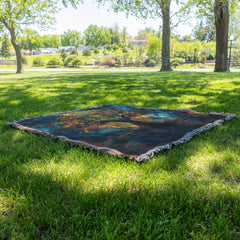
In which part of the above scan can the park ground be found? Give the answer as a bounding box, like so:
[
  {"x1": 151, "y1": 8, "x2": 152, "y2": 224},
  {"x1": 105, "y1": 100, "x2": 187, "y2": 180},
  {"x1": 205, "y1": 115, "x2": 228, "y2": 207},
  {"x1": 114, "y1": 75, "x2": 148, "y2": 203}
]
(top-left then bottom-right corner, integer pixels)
[{"x1": 0, "y1": 71, "x2": 240, "y2": 239}]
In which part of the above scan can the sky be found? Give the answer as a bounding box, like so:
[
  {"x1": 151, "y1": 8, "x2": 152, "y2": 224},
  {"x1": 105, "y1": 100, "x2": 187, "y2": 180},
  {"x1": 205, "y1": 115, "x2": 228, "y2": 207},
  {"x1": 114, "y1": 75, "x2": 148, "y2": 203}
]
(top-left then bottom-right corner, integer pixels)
[{"x1": 40, "y1": 1, "x2": 195, "y2": 37}]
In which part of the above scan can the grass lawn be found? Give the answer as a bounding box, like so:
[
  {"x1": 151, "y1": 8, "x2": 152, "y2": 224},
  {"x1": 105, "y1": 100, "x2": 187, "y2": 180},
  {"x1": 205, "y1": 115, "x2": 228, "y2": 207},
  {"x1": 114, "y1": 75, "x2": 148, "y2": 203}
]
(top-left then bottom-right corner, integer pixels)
[{"x1": 0, "y1": 71, "x2": 239, "y2": 239}]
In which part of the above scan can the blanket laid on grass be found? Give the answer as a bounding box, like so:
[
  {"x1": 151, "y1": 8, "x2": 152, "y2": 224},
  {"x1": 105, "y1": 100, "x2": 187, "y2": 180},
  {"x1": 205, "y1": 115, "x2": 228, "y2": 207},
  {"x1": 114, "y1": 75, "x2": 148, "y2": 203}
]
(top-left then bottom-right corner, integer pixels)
[{"x1": 5, "y1": 104, "x2": 235, "y2": 162}]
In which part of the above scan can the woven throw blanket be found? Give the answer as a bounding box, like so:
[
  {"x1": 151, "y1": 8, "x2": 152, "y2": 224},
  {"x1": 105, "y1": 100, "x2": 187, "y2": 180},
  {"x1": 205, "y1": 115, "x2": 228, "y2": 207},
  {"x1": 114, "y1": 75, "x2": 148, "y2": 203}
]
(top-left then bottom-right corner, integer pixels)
[{"x1": 5, "y1": 104, "x2": 235, "y2": 162}]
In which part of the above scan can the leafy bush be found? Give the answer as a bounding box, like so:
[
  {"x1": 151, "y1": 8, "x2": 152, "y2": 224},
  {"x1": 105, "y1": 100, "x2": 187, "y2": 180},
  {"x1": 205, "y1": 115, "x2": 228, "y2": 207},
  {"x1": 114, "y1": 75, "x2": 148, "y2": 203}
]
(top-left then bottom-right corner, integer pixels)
[
  {"x1": 64, "y1": 56, "x2": 75, "y2": 66},
  {"x1": 106, "y1": 45, "x2": 112, "y2": 51},
  {"x1": 71, "y1": 57, "x2": 83, "y2": 67},
  {"x1": 103, "y1": 49, "x2": 108, "y2": 55},
  {"x1": 170, "y1": 58, "x2": 185, "y2": 65},
  {"x1": 94, "y1": 58, "x2": 101, "y2": 66},
  {"x1": 102, "y1": 57, "x2": 116, "y2": 67},
  {"x1": 33, "y1": 56, "x2": 45, "y2": 67},
  {"x1": 82, "y1": 49, "x2": 91, "y2": 57},
  {"x1": 144, "y1": 58, "x2": 156, "y2": 67},
  {"x1": 93, "y1": 48, "x2": 99, "y2": 54},
  {"x1": 122, "y1": 47, "x2": 128, "y2": 53},
  {"x1": 133, "y1": 58, "x2": 143, "y2": 67},
  {"x1": 47, "y1": 57, "x2": 63, "y2": 68},
  {"x1": 112, "y1": 44, "x2": 119, "y2": 51},
  {"x1": 112, "y1": 55, "x2": 123, "y2": 67},
  {"x1": 171, "y1": 62, "x2": 180, "y2": 68},
  {"x1": 70, "y1": 48, "x2": 78, "y2": 55},
  {"x1": 60, "y1": 49, "x2": 68, "y2": 60}
]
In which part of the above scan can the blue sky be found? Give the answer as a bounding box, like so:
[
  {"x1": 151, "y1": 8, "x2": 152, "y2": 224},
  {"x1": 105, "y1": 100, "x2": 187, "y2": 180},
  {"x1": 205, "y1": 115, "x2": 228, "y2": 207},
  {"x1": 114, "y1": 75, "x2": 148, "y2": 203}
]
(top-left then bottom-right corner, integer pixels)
[{"x1": 41, "y1": 1, "x2": 194, "y2": 37}]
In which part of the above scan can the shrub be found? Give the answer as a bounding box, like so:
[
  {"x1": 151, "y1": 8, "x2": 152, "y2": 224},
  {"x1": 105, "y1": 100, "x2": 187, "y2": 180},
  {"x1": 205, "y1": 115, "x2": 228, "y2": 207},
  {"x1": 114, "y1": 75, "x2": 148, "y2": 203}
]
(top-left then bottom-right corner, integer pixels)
[
  {"x1": 133, "y1": 58, "x2": 143, "y2": 67},
  {"x1": 33, "y1": 56, "x2": 45, "y2": 67},
  {"x1": 94, "y1": 58, "x2": 101, "y2": 66},
  {"x1": 144, "y1": 58, "x2": 156, "y2": 67},
  {"x1": 170, "y1": 58, "x2": 185, "y2": 65},
  {"x1": 60, "y1": 49, "x2": 68, "y2": 60},
  {"x1": 112, "y1": 44, "x2": 119, "y2": 51},
  {"x1": 94, "y1": 48, "x2": 99, "y2": 54},
  {"x1": 102, "y1": 57, "x2": 116, "y2": 67},
  {"x1": 103, "y1": 49, "x2": 108, "y2": 55},
  {"x1": 171, "y1": 62, "x2": 180, "y2": 68},
  {"x1": 82, "y1": 49, "x2": 91, "y2": 57},
  {"x1": 70, "y1": 48, "x2": 78, "y2": 55},
  {"x1": 47, "y1": 57, "x2": 63, "y2": 68},
  {"x1": 71, "y1": 57, "x2": 83, "y2": 67},
  {"x1": 122, "y1": 47, "x2": 128, "y2": 53},
  {"x1": 112, "y1": 55, "x2": 123, "y2": 67},
  {"x1": 106, "y1": 45, "x2": 112, "y2": 51},
  {"x1": 64, "y1": 56, "x2": 75, "y2": 66}
]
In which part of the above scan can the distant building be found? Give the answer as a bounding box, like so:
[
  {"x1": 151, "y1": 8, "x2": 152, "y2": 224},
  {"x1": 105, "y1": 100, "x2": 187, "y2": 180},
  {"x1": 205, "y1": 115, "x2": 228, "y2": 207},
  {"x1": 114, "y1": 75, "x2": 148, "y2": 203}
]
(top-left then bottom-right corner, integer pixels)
[
  {"x1": 58, "y1": 46, "x2": 75, "y2": 53},
  {"x1": 132, "y1": 40, "x2": 147, "y2": 47},
  {"x1": 39, "y1": 48, "x2": 58, "y2": 54}
]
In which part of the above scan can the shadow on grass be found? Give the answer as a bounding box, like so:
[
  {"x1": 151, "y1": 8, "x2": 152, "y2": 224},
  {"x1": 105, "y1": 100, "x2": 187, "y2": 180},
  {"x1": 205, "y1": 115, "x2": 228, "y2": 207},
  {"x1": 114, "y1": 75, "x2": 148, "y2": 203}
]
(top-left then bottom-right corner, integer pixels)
[{"x1": 0, "y1": 71, "x2": 240, "y2": 239}]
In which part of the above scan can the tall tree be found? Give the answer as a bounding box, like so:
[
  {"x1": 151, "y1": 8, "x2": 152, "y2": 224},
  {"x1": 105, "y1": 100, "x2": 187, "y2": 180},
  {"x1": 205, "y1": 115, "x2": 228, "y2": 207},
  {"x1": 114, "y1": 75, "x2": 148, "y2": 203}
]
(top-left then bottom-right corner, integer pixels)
[
  {"x1": 96, "y1": 0, "x2": 178, "y2": 71},
  {"x1": 188, "y1": 0, "x2": 239, "y2": 72},
  {"x1": 61, "y1": 30, "x2": 83, "y2": 49},
  {"x1": 0, "y1": 0, "x2": 82, "y2": 73},
  {"x1": 1, "y1": 36, "x2": 11, "y2": 59},
  {"x1": 84, "y1": 25, "x2": 111, "y2": 47}
]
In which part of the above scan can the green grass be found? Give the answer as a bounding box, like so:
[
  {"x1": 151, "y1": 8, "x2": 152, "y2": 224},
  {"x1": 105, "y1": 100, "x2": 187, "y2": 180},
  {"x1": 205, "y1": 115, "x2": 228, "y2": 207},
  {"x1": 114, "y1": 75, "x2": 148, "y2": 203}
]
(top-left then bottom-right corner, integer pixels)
[{"x1": 0, "y1": 71, "x2": 239, "y2": 239}]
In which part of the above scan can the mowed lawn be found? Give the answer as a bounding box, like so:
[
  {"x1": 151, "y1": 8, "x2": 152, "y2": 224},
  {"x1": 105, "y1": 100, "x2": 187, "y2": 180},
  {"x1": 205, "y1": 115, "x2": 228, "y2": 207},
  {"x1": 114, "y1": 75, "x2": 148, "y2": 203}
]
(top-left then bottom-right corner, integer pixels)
[{"x1": 0, "y1": 71, "x2": 239, "y2": 239}]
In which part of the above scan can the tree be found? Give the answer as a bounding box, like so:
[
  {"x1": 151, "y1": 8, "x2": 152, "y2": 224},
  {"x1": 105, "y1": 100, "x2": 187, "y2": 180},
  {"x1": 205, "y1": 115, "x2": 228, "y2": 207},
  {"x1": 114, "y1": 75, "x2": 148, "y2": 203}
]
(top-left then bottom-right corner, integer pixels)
[
  {"x1": 188, "y1": 0, "x2": 239, "y2": 72},
  {"x1": 96, "y1": 0, "x2": 177, "y2": 71},
  {"x1": 61, "y1": 30, "x2": 83, "y2": 49},
  {"x1": 84, "y1": 25, "x2": 111, "y2": 47},
  {"x1": 1, "y1": 36, "x2": 11, "y2": 59},
  {"x1": 20, "y1": 29, "x2": 42, "y2": 51},
  {"x1": 146, "y1": 36, "x2": 162, "y2": 63},
  {"x1": 0, "y1": 0, "x2": 82, "y2": 73},
  {"x1": 193, "y1": 21, "x2": 215, "y2": 42},
  {"x1": 109, "y1": 24, "x2": 121, "y2": 45}
]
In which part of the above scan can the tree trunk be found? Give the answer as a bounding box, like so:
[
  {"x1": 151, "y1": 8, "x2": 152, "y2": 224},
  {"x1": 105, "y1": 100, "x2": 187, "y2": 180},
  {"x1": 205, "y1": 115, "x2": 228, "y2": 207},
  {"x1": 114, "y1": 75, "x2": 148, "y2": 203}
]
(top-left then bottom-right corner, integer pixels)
[
  {"x1": 160, "y1": 0, "x2": 172, "y2": 71},
  {"x1": 214, "y1": 0, "x2": 229, "y2": 72},
  {"x1": 9, "y1": 27, "x2": 24, "y2": 73}
]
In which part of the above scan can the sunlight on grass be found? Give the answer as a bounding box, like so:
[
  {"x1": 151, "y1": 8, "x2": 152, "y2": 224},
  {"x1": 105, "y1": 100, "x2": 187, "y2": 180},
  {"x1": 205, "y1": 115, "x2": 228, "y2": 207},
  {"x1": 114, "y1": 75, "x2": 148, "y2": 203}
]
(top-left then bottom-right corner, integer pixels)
[{"x1": 0, "y1": 71, "x2": 239, "y2": 239}]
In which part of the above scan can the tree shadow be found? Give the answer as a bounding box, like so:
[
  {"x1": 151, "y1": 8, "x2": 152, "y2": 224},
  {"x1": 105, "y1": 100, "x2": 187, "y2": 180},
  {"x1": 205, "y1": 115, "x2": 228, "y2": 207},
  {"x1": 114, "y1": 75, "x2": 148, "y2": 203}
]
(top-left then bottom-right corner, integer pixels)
[{"x1": 0, "y1": 71, "x2": 240, "y2": 239}]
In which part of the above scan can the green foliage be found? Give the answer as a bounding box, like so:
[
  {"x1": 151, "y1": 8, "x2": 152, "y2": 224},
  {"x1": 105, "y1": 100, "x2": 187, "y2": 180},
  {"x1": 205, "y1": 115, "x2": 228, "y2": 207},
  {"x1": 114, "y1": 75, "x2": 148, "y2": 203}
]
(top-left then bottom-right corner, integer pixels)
[
  {"x1": 106, "y1": 44, "x2": 112, "y2": 51},
  {"x1": 70, "y1": 48, "x2": 78, "y2": 55},
  {"x1": 144, "y1": 58, "x2": 156, "y2": 67},
  {"x1": 61, "y1": 30, "x2": 83, "y2": 49},
  {"x1": 40, "y1": 34, "x2": 61, "y2": 48},
  {"x1": 71, "y1": 57, "x2": 83, "y2": 67},
  {"x1": 22, "y1": 56, "x2": 28, "y2": 65},
  {"x1": 47, "y1": 57, "x2": 63, "y2": 68},
  {"x1": 0, "y1": 37, "x2": 11, "y2": 59},
  {"x1": 19, "y1": 29, "x2": 42, "y2": 51},
  {"x1": 33, "y1": 56, "x2": 45, "y2": 67},
  {"x1": 171, "y1": 62, "x2": 180, "y2": 68},
  {"x1": 93, "y1": 48, "x2": 100, "y2": 54},
  {"x1": 64, "y1": 55, "x2": 83, "y2": 67},
  {"x1": 133, "y1": 58, "x2": 144, "y2": 67},
  {"x1": 112, "y1": 55, "x2": 123, "y2": 67},
  {"x1": 122, "y1": 47, "x2": 128, "y2": 53},
  {"x1": 146, "y1": 36, "x2": 161, "y2": 63},
  {"x1": 82, "y1": 49, "x2": 91, "y2": 57},
  {"x1": 102, "y1": 57, "x2": 116, "y2": 67},
  {"x1": 60, "y1": 49, "x2": 68, "y2": 60},
  {"x1": 112, "y1": 44, "x2": 119, "y2": 51},
  {"x1": 84, "y1": 25, "x2": 111, "y2": 47},
  {"x1": 170, "y1": 58, "x2": 186, "y2": 65},
  {"x1": 64, "y1": 55, "x2": 76, "y2": 66}
]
